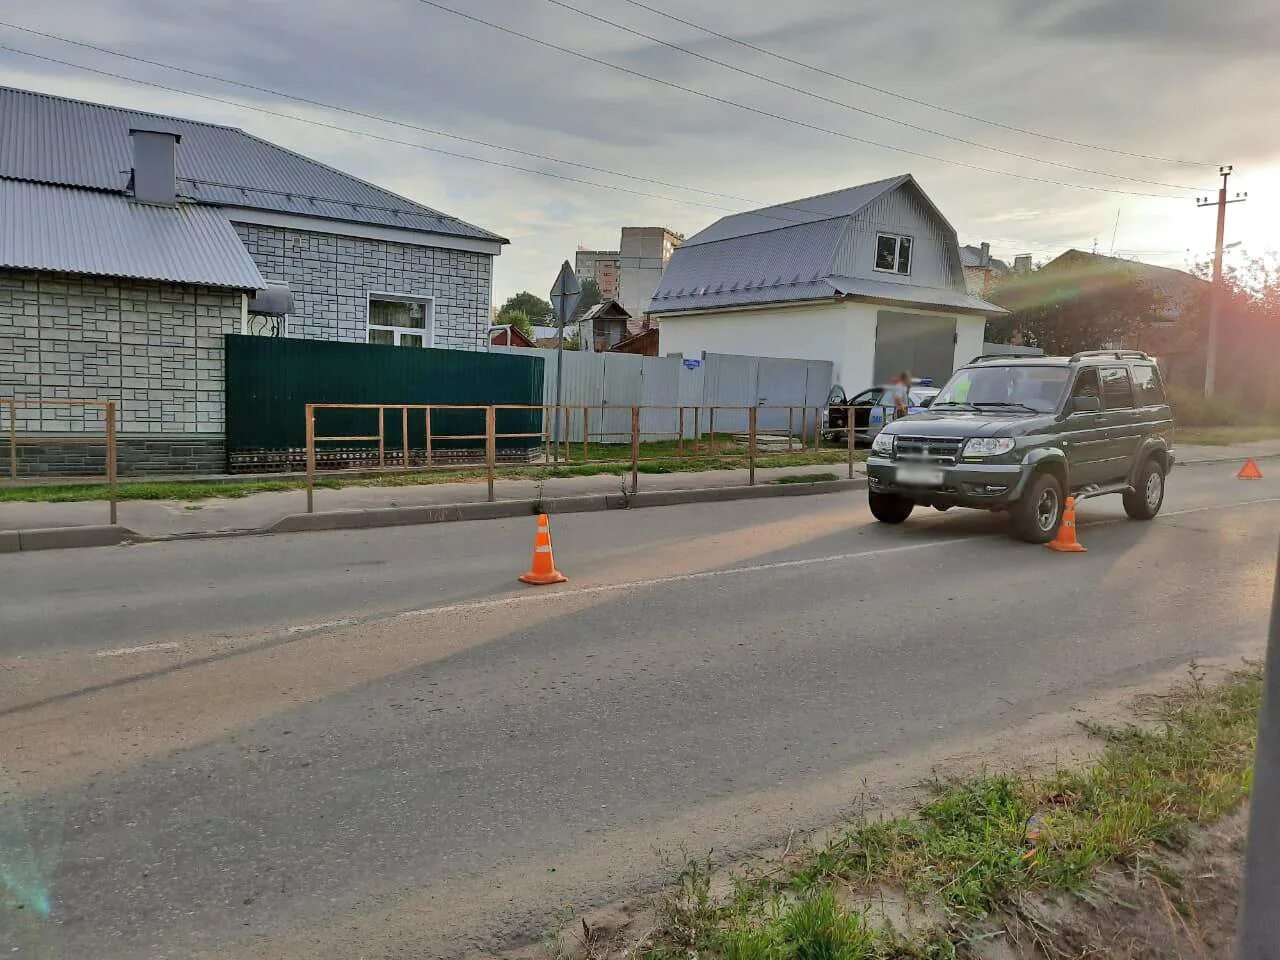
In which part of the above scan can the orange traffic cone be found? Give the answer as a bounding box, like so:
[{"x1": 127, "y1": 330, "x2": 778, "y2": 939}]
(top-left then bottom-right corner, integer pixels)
[
  {"x1": 1046, "y1": 496, "x2": 1087, "y2": 553},
  {"x1": 519, "y1": 514, "x2": 568, "y2": 585},
  {"x1": 1237, "y1": 458, "x2": 1264, "y2": 480}
]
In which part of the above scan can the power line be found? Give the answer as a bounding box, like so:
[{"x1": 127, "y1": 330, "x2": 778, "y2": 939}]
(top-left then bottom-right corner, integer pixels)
[
  {"x1": 408, "y1": 0, "x2": 1188, "y2": 200},
  {"x1": 540, "y1": 0, "x2": 1207, "y2": 193},
  {"x1": 614, "y1": 0, "x2": 1219, "y2": 169},
  {"x1": 0, "y1": 42, "x2": 770, "y2": 218},
  {"x1": 0, "y1": 33, "x2": 1209, "y2": 254},
  {"x1": 0, "y1": 20, "x2": 755, "y2": 205}
]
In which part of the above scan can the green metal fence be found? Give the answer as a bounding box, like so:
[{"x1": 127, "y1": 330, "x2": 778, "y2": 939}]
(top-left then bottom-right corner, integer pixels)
[{"x1": 224, "y1": 336, "x2": 544, "y2": 470}]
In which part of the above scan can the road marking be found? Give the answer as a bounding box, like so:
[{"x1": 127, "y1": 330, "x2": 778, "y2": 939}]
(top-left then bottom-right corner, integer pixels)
[
  {"x1": 96, "y1": 641, "x2": 181, "y2": 658},
  {"x1": 274, "y1": 496, "x2": 1280, "y2": 640}
]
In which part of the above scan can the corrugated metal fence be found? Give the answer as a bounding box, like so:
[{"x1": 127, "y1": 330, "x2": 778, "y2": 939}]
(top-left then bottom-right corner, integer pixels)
[
  {"x1": 226, "y1": 335, "x2": 544, "y2": 466},
  {"x1": 491, "y1": 348, "x2": 832, "y2": 442}
]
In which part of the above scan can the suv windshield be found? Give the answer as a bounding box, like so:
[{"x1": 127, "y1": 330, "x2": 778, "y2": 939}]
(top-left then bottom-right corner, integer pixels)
[{"x1": 933, "y1": 365, "x2": 1069, "y2": 413}]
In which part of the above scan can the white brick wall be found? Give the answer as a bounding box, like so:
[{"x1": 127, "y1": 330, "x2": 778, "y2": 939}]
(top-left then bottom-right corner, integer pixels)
[
  {"x1": 0, "y1": 270, "x2": 242, "y2": 433},
  {"x1": 233, "y1": 223, "x2": 492, "y2": 350}
]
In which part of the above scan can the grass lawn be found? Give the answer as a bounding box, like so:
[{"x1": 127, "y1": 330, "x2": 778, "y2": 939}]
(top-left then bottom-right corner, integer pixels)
[
  {"x1": 1179, "y1": 424, "x2": 1280, "y2": 446},
  {"x1": 0, "y1": 442, "x2": 862, "y2": 504},
  {"x1": 621, "y1": 664, "x2": 1261, "y2": 959}
]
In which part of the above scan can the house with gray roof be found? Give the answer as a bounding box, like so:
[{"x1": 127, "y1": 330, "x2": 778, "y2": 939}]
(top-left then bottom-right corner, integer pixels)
[
  {"x1": 650, "y1": 175, "x2": 1004, "y2": 392},
  {"x1": 0, "y1": 85, "x2": 505, "y2": 473}
]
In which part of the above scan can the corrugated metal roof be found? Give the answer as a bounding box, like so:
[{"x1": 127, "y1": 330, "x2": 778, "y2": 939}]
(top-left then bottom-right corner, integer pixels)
[
  {"x1": 650, "y1": 218, "x2": 846, "y2": 312},
  {"x1": 0, "y1": 86, "x2": 505, "y2": 242},
  {"x1": 682, "y1": 176, "x2": 908, "y2": 247},
  {"x1": 826, "y1": 276, "x2": 1006, "y2": 314},
  {"x1": 0, "y1": 179, "x2": 266, "y2": 289}
]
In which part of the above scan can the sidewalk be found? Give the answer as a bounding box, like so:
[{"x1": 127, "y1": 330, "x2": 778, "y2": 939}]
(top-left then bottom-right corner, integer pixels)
[
  {"x1": 1176, "y1": 437, "x2": 1280, "y2": 464},
  {"x1": 0, "y1": 461, "x2": 856, "y2": 538},
  {"x1": 2, "y1": 438, "x2": 1275, "y2": 546}
]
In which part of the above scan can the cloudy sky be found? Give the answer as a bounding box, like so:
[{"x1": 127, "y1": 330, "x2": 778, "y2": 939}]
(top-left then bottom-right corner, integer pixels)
[{"x1": 2, "y1": 0, "x2": 1276, "y2": 304}]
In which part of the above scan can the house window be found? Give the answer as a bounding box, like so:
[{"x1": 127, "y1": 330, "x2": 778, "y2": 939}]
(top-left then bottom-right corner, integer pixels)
[
  {"x1": 875, "y1": 233, "x2": 913, "y2": 275},
  {"x1": 367, "y1": 294, "x2": 434, "y2": 347}
]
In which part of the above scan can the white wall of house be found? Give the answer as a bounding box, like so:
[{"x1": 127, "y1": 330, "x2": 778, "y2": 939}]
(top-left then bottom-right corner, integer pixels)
[{"x1": 658, "y1": 299, "x2": 986, "y2": 390}]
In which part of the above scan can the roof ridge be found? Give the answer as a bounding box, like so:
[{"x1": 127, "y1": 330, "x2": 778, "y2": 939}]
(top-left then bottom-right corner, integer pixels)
[{"x1": 0, "y1": 83, "x2": 244, "y2": 134}]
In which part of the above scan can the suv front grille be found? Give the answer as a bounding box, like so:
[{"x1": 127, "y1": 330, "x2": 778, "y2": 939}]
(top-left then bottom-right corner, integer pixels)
[{"x1": 894, "y1": 436, "x2": 964, "y2": 464}]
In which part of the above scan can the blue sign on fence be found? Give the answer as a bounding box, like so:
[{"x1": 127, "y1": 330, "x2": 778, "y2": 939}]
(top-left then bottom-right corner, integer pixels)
[{"x1": 682, "y1": 358, "x2": 702, "y2": 370}]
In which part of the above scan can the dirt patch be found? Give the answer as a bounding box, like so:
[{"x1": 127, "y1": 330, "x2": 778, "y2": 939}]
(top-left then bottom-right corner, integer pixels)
[{"x1": 988, "y1": 809, "x2": 1245, "y2": 959}]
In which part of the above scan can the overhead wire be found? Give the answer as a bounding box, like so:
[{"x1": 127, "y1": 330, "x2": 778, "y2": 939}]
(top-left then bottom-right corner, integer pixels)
[{"x1": 613, "y1": 0, "x2": 1220, "y2": 169}]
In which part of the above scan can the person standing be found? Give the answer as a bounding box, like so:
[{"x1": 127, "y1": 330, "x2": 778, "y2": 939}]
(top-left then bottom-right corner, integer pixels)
[{"x1": 891, "y1": 371, "x2": 912, "y2": 419}]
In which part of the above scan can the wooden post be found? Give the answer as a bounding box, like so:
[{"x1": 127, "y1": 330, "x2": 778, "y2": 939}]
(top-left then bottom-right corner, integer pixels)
[
  {"x1": 401, "y1": 406, "x2": 409, "y2": 471},
  {"x1": 813, "y1": 407, "x2": 821, "y2": 451},
  {"x1": 425, "y1": 407, "x2": 433, "y2": 467},
  {"x1": 787, "y1": 407, "x2": 794, "y2": 452},
  {"x1": 693, "y1": 407, "x2": 701, "y2": 454},
  {"x1": 305, "y1": 403, "x2": 316, "y2": 514},
  {"x1": 105, "y1": 401, "x2": 117, "y2": 526},
  {"x1": 485, "y1": 405, "x2": 496, "y2": 502},
  {"x1": 377, "y1": 406, "x2": 386, "y2": 469},
  {"x1": 708, "y1": 407, "x2": 716, "y2": 454},
  {"x1": 560, "y1": 405, "x2": 569, "y2": 464},
  {"x1": 630, "y1": 405, "x2": 640, "y2": 494},
  {"x1": 748, "y1": 405, "x2": 757, "y2": 486},
  {"x1": 582, "y1": 406, "x2": 590, "y2": 463},
  {"x1": 847, "y1": 406, "x2": 855, "y2": 479},
  {"x1": 677, "y1": 406, "x2": 685, "y2": 455},
  {"x1": 7, "y1": 400, "x2": 15, "y2": 481}
]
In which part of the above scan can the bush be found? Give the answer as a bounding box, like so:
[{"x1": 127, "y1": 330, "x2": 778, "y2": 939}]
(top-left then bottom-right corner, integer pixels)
[{"x1": 1165, "y1": 383, "x2": 1265, "y2": 426}]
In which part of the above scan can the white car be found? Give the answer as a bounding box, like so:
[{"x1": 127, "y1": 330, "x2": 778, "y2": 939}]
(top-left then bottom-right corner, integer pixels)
[{"x1": 822, "y1": 382, "x2": 940, "y2": 443}]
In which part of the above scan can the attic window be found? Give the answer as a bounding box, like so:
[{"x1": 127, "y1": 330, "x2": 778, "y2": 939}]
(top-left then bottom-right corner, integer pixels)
[{"x1": 875, "y1": 233, "x2": 913, "y2": 275}]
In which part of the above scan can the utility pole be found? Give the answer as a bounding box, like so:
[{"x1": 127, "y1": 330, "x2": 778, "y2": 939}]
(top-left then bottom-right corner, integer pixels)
[{"x1": 1197, "y1": 166, "x2": 1247, "y2": 396}]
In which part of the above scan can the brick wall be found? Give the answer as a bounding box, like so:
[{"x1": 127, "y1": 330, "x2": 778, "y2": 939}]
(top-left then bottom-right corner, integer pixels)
[
  {"x1": 233, "y1": 223, "x2": 492, "y2": 349},
  {"x1": 0, "y1": 270, "x2": 242, "y2": 433},
  {"x1": 0, "y1": 270, "x2": 242, "y2": 474}
]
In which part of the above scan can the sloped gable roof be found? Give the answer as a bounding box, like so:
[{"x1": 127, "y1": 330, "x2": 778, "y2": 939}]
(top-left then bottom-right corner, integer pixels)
[
  {"x1": 0, "y1": 86, "x2": 505, "y2": 242},
  {"x1": 650, "y1": 175, "x2": 994, "y2": 316}
]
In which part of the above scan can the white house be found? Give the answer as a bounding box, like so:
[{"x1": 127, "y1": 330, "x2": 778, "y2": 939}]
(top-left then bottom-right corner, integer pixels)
[{"x1": 649, "y1": 175, "x2": 1005, "y2": 391}]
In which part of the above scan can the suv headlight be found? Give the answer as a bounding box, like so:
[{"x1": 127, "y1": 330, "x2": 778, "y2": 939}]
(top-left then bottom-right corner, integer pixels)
[
  {"x1": 963, "y1": 437, "x2": 1016, "y2": 457},
  {"x1": 871, "y1": 431, "x2": 895, "y2": 455}
]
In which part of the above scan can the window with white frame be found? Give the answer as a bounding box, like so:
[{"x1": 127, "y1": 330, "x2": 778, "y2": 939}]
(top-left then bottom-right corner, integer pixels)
[
  {"x1": 367, "y1": 294, "x2": 434, "y2": 347},
  {"x1": 874, "y1": 233, "x2": 913, "y2": 275}
]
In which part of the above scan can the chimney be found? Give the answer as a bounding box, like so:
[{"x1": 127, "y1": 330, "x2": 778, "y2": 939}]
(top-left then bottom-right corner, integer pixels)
[
  {"x1": 1014, "y1": 254, "x2": 1033, "y2": 275},
  {"x1": 979, "y1": 241, "x2": 991, "y2": 267},
  {"x1": 129, "y1": 128, "x2": 181, "y2": 206}
]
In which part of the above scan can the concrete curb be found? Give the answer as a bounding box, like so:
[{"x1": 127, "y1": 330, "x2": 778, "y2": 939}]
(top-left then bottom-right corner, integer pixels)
[
  {"x1": 0, "y1": 525, "x2": 136, "y2": 553},
  {"x1": 267, "y1": 477, "x2": 865, "y2": 535},
  {"x1": 0, "y1": 478, "x2": 866, "y2": 552}
]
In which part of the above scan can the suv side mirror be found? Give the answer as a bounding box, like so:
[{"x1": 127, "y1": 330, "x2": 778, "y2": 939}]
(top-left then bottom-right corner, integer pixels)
[
  {"x1": 920, "y1": 397, "x2": 934, "y2": 408},
  {"x1": 1072, "y1": 395, "x2": 1101, "y2": 413}
]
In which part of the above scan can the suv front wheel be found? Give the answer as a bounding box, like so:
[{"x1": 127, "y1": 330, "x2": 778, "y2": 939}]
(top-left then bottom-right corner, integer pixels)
[
  {"x1": 1012, "y1": 472, "x2": 1064, "y2": 544},
  {"x1": 868, "y1": 490, "x2": 914, "y2": 524},
  {"x1": 1123, "y1": 458, "x2": 1165, "y2": 520}
]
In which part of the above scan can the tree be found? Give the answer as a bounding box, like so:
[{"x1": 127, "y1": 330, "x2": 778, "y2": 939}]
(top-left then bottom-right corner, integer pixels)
[
  {"x1": 494, "y1": 307, "x2": 534, "y2": 341},
  {"x1": 988, "y1": 253, "x2": 1161, "y2": 355},
  {"x1": 571, "y1": 278, "x2": 602, "y2": 322},
  {"x1": 499, "y1": 292, "x2": 553, "y2": 325}
]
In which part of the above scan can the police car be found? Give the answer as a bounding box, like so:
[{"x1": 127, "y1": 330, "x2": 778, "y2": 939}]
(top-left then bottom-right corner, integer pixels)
[{"x1": 821, "y1": 380, "x2": 939, "y2": 444}]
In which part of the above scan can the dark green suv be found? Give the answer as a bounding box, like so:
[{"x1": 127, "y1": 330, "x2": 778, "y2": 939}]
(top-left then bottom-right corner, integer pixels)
[{"x1": 865, "y1": 351, "x2": 1175, "y2": 542}]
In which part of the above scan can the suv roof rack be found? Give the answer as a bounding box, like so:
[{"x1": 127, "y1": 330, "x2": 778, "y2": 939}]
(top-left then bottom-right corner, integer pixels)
[
  {"x1": 968, "y1": 353, "x2": 1037, "y2": 363},
  {"x1": 1068, "y1": 349, "x2": 1152, "y2": 363}
]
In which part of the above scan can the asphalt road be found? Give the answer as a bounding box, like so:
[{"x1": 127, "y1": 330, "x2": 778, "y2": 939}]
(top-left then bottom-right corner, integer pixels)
[{"x1": 1, "y1": 462, "x2": 1277, "y2": 958}]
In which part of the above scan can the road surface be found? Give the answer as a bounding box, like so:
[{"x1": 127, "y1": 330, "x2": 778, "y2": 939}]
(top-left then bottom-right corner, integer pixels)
[{"x1": 1, "y1": 462, "x2": 1276, "y2": 958}]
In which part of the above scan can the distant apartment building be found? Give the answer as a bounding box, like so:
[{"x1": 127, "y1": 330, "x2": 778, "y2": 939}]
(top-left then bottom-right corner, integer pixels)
[
  {"x1": 618, "y1": 226, "x2": 683, "y2": 320},
  {"x1": 574, "y1": 248, "x2": 620, "y2": 299}
]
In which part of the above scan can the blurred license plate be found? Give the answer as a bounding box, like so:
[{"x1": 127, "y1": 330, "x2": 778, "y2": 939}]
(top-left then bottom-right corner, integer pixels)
[{"x1": 896, "y1": 465, "x2": 944, "y2": 486}]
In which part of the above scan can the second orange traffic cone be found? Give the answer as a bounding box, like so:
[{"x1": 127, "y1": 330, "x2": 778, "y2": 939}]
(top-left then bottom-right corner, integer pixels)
[
  {"x1": 1237, "y1": 458, "x2": 1264, "y2": 480},
  {"x1": 519, "y1": 513, "x2": 568, "y2": 585},
  {"x1": 1046, "y1": 496, "x2": 1087, "y2": 553}
]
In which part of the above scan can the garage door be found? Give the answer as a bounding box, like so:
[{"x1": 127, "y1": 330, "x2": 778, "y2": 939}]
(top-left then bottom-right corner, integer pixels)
[{"x1": 873, "y1": 311, "x2": 957, "y2": 385}]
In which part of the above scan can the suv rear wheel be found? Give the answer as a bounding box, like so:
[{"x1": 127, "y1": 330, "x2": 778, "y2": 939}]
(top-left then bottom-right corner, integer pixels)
[
  {"x1": 1012, "y1": 472, "x2": 1063, "y2": 543},
  {"x1": 1123, "y1": 458, "x2": 1165, "y2": 520},
  {"x1": 868, "y1": 490, "x2": 914, "y2": 524}
]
